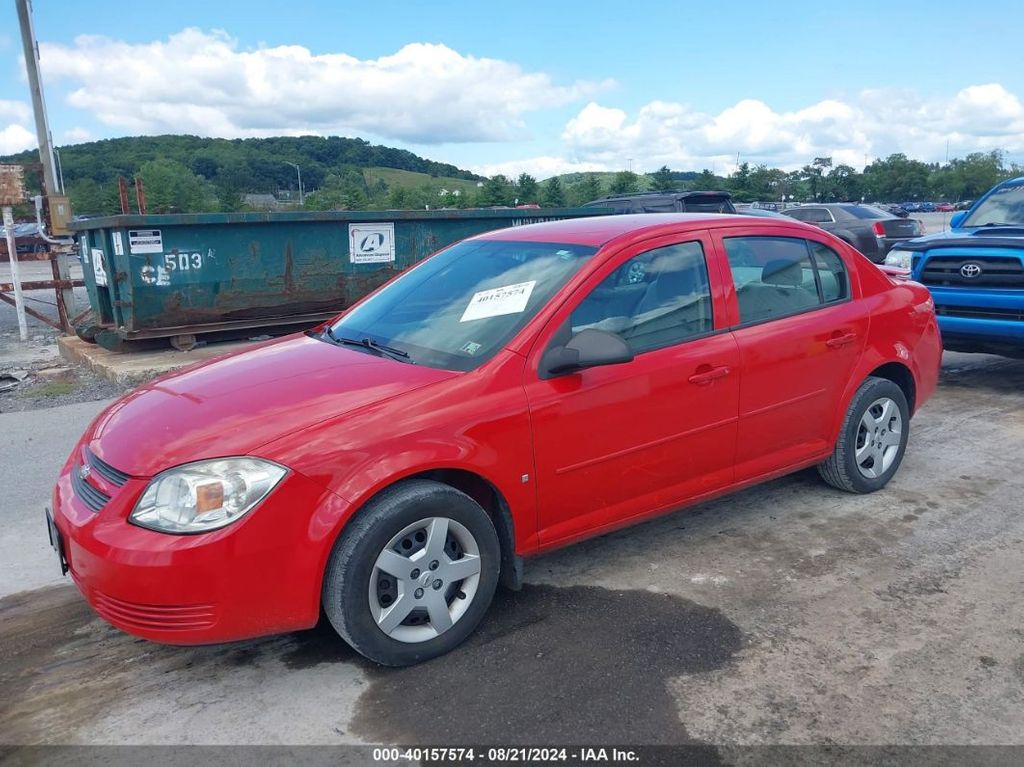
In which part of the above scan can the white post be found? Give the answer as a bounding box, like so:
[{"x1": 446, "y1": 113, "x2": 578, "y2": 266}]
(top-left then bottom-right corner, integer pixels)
[{"x1": 3, "y1": 206, "x2": 28, "y2": 341}]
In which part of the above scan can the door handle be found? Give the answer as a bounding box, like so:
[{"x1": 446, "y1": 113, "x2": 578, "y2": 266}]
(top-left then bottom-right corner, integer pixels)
[
  {"x1": 688, "y1": 365, "x2": 730, "y2": 385},
  {"x1": 826, "y1": 332, "x2": 857, "y2": 349}
]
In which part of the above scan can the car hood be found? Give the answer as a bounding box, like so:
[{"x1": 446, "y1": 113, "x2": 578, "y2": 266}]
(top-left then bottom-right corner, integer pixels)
[
  {"x1": 88, "y1": 333, "x2": 458, "y2": 477},
  {"x1": 897, "y1": 226, "x2": 1024, "y2": 251}
]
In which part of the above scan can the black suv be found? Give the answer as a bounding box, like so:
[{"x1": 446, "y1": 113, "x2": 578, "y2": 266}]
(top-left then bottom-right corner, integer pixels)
[{"x1": 582, "y1": 190, "x2": 736, "y2": 214}]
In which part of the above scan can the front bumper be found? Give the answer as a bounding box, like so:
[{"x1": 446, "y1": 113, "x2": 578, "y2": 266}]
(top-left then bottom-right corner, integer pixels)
[
  {"x1": 51, "y1": 444, "x2": 353, "y2": 644},
  {"x1": 931, "y1": 286, "x2": 1024, "y2": 357}
]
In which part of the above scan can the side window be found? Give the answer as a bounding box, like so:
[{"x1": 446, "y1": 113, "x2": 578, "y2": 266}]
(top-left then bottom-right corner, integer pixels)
[
  {"x1": 724, "y1": 237, "x2": 821, "y2": 324},
  {"x1": 806, "y1": 208, "x2": 833, "y2": 223},
  {"x1": 570, "y1": 241, "x2": 713, "y2": 354},
  {"x1": 786, "y1": 208, "x2": 812, "y2": 222},
  {"x1": 808, "y1": 241, "x2": 849, "y2": 303}
]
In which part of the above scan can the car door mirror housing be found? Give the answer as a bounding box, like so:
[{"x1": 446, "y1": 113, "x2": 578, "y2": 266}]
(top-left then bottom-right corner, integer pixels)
[
  {"x1": 950, "y1": 211, "x2": 967, "y2": 229},
  {"x1": 542, "y1": 328, "x2": 634, "y2": 377}
]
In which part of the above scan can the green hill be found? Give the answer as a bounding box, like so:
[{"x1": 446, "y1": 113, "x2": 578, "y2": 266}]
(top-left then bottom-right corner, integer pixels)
[
  {"x1": 362, "y1": 167, "x2": 481, "y2": 195},
  {"x1": 0, "y1": 134, "x2": 486, "y2": 214}
]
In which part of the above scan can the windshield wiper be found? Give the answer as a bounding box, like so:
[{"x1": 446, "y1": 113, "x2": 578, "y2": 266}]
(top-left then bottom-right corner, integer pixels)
[{"x1": 323, "y1": 327, "x2": 412, "y2": 363}]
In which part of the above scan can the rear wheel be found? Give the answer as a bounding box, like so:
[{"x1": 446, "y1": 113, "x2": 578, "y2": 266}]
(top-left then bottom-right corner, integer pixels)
[
  {"x1": 322, "y1": 479, "x2": 500, "y2": 666},
  {"x1": 818, "y1": 376, "x2": 910, "y2": 494}
]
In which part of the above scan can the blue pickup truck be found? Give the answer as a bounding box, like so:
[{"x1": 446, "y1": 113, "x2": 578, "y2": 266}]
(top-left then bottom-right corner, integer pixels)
[{"x1": 884, "y1": 176, "x2": 1024, "y2": 358}]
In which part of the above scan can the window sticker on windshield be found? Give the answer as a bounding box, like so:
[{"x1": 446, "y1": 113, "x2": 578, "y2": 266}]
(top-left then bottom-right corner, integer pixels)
[
  {"x1": 460, "y1": 280, "x2": 536, "y2": 322},
  {"x1": 460, "y1": 341, "x2": 483, "y2": 356}
]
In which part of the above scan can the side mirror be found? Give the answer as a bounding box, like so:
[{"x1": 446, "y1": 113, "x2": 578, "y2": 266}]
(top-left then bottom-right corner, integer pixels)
[
  {"x1": 949, "y1": 211, "x2": 967, "y2": 229},
  {"x1": 541, "y1": 328, "x2": 634, "y2": 378}
]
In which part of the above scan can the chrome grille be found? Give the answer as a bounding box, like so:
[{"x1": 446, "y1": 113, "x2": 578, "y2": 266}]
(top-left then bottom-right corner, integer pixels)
[
  {"x1": 71, "y1": 465, "x2": 110, "y2": 512},
  {"x1": 920, "y1": 255, "x2": 1024, "y2": 288},
  {"x1": 86, "y1": 448, "x2": 131, "y2": 486}
]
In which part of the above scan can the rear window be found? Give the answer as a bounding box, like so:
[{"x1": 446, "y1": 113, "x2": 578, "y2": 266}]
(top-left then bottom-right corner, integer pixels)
[
  {"x1": 640, "y1": 201, "x2": 679, "y2": 213},
  {"x1": 842, "y1": 205, "x2": 890, "y2": 220},
  {"x1": 681, "y1": 195, "x2": 735, "y2": 213}
]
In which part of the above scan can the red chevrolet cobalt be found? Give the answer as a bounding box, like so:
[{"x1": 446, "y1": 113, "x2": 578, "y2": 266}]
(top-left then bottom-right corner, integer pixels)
[{"x1": 49, "y1": 214, "x2": 941, "y2": 666}]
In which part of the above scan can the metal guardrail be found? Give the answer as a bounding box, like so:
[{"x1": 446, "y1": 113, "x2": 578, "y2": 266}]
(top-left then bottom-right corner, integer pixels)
[{"x1": 0, "y1": 249, "x2": 84, "y2": 332}]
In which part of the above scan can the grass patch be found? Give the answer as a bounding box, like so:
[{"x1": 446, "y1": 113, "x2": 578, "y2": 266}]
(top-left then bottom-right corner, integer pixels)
[
  {"x1": 24, "y1": 381, "x2": 77, "y2": 398},
  {"x1": 363, "y1": 167, "x2": 481, "y2": 194}
]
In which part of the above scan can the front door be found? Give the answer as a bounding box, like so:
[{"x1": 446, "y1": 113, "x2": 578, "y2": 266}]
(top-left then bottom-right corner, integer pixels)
[{"x1": 524, "y1": 232, "x2": 741, "y2": 546}]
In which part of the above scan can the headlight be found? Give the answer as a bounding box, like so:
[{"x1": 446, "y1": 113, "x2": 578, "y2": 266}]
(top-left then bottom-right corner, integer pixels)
[
  {"x1": 130, "y1": 458, "x2": 287, "y2": 534},
  {"x1": 884, "y1": 249, "x2": 913, "y2": 270}
]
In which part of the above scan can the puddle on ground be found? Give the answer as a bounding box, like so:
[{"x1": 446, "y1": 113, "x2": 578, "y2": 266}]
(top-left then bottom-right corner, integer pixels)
[
  {"x1": 1, "y1": 583, "x2": 741, "y2": 750},
  {"x1": 940, "y1": 356, "x2": 1024, "y2": 396},
  {"x1": 349, "y1": 584, "x2": 742, "y2": 746}
]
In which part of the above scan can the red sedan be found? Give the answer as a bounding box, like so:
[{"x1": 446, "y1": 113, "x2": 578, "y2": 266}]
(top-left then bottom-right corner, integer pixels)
[{"x1": 49, "y1": 214, "x2": 941, "y2": 666}]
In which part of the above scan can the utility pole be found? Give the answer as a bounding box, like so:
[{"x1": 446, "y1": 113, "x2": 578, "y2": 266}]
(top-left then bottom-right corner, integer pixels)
[
  {"x1": 286, "y1": 162, "x2": 304, "y2": 206},
  {"x1": 54, "y1": 142, "x2": 65, "y2": 193},
  {"x1": 16, "y1": 0, "x2": 57, "y2": 195},
  {"x1": 15, "y1": 0, "x2": 75, "y2": 324}
]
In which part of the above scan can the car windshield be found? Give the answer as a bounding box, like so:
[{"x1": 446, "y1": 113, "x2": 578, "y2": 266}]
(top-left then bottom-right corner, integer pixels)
[
  {"x1": 962, "y1": 185, "x2": 1024, "y2": 227},
  {"x1": 327, "y1": 240, "x2": 597, "y2": 371}
]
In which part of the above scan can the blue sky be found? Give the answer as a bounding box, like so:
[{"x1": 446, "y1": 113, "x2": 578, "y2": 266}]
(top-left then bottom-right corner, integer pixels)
[{"x1": 2, "y1": 0, "x2": 1023, "y2": 178}]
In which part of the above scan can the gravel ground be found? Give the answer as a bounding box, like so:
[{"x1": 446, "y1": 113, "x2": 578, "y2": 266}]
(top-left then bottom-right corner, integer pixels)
[
  {"x1": 0, "y1": 266, "x2": 127, "y2": 412},
  {"x1": 0, "y1": 352, "x2": 1021, "y2": 752},
  {"x1": 0, "y1": 325, "x2": 127, "y2": 414}
]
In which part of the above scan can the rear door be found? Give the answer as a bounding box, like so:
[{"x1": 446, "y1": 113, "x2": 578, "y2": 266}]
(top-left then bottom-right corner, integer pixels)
[
  {"x1": 711, "y1": 226, "x2": 870, "y2": 480},
  {"x1": 525, "y1": 230, "x2": 740, "y2": 545}
]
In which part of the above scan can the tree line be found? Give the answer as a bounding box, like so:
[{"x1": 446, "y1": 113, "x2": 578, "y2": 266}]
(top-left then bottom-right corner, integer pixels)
[
  {"x1": 682, "y1": 151, "x2": 1022, "y2": 205},
  {"x1": 3, "y1": 133, "x2": 1020, "y2": 215}
]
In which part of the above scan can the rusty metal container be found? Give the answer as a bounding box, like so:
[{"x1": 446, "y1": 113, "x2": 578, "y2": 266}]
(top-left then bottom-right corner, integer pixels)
[{"x1": 71, "y1": 208, "x2": 605, "y2": 350}]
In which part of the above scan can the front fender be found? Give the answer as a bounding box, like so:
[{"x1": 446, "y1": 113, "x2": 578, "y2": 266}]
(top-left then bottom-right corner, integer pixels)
[{"x1": 256, "y1": 350, "x2": 538, "y2": 569}]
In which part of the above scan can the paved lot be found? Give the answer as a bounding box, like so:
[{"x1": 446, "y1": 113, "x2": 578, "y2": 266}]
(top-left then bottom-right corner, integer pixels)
[{"x1": 1, "y1": 350, "x2": 1022, "y2": 749}]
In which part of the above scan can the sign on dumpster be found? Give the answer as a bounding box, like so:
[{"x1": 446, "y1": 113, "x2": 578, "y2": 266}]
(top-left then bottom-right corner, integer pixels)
[{"x1": 348, "y1": 223, "x2": 395, "y2": 264}]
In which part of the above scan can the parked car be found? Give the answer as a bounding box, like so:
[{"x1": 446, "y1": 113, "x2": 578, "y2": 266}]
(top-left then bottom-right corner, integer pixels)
[
  {"x1": 49, "y1": 213, "x2": 941, "y2": 666},
  {"x1": 885, "y1": 176, "x2": 1024, "y2": 358},
  {"x1": 874, "y1": 203, "x2": 909, "y2": 218},
  {"x1": 783, "y1": 203, "x2": 924, "y2": 263},
  {"x1": 936, "y1": 202, "x2": 955, "y2": 212},
  {"x1": 736, "y1": 207, "x2": 788, "y2": 218},
  {"x1": 583, "y1": 190, "x2": 736, "y2": 214}
]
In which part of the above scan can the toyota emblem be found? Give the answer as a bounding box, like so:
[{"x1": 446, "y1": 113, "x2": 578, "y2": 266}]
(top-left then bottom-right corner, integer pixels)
[{"x1": 960, "y1": 262, "x2": 983, "y2": 279}]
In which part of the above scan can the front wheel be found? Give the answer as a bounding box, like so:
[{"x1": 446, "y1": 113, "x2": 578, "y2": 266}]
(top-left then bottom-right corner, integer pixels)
[
  {"x1": 818, "y1": 376, "x2": 910, "y2": 494},
  {"x1": 322, "y1": 479, "x2": 500, "y2": 666}
]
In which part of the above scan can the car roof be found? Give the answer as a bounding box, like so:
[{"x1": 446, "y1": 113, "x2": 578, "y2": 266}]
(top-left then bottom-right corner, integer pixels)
[{"x1": 471, "y1": 213, "x2": 800, "y2": 247}]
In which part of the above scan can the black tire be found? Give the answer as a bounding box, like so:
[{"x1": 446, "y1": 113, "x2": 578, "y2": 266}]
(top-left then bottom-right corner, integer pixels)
[
  {"x1": 817, "y1": 376, "x2": 910, "y2": 494},
  {"x1": 321, "y1": 479, "x2": 500, "y2": 666}
]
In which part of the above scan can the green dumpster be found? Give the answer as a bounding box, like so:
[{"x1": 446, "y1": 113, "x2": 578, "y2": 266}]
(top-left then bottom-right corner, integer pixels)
[{"x1": 71, "y1": 208, "x2": 607, "y2": 350}]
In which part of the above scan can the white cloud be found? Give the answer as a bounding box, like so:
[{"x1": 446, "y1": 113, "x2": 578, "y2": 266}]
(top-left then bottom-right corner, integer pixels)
[
  {"x1": 560, "y1": 84, "x2": 1024, "y2": 173},
  {"x1": 0, "y1": 123, "x2": 35, "y2": 155},
  {"x1": 62, "y1": 126, "x2": 92, "y2": 144},
  {"x1": 38, "y1": 29, "x2": 612, "y2": 144},
  {"x1": 471, "y1": 155, "x2": 607, "y2": 180},
  {"x1": 0, "y1": 100, "x2": 35, "y2": 154}
]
